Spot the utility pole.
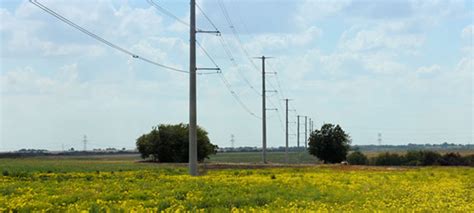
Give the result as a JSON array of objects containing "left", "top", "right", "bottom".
[
  {"left": 188, "top": 0, "right": 219, "bottom": 176},
  {"left": 297, "top": 115, "right": 300, "bottom": 148},
  {"left": 304, "top": 116, "right": 308, "bottom": 148},
  {"left": 189, "top": 0, "right": 198, "bottom": 176},
  {"left": 284, "top": 99, "right": 292, "bottom": 164},
  {"left": 255, "top": 56, "right": 274, "bottom": 164},
  {"left": 309, "top": 118, "right": 312, "bottom": 134},
  {"left": 261, "top": 56, "right": 267, "bottom": 164}
]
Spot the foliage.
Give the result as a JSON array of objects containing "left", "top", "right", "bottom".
[
  {"left": 370, "top": 151, "right": 472, "bottom": 166},
  {"left": 438, "top": 152, "right": 467, "bottom": 166},
  {"left": 404, "top": 150, "right": 442, "bottom": 166},
  {"left": 0, "top": 164, "right": 472, "bottom": 212},
  {"left": 136, "top": 124, "right": 217, "bottom": 162},
  {"left": 463, "top": 154, "right": 474, "bottom": 167},
  {"left": 308, "top": 124, "right": 351, "bottom": 163},
  {"left": 372, "top": 152, "right": 405, "bottom": 166},
  {"left": 346, "top": 151, "right": 368, "bottom": 165}
]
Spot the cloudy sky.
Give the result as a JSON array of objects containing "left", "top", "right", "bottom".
[{"left": 0, "top": 0, "right": 472, "bottom": 151}]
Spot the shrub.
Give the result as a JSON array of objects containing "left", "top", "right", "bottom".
[
  {"left": 347, "top": 151, "right": 368, "bottom": 165},
  {"left": 438, "top": 152, "right": 467, "bottom": 166},
  {"left": 373, "top": 152, "right": 404, "bottom": 166},
  {"left": 462, "top": 154, "right": 474, "bottom": 167},
  {"left": 405, "top": 150, "right": 442, "bottom": 166},
  {"left": 420, "top": 151, "right": 442, "bottom": 166}
]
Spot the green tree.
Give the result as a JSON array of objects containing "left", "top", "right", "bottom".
[
  {"left": 136, "top": 124, "right": 217, "bottom": 162},
  {"left": 308, "top": 123, "right": 351, "bottom": 163},
  {"left": 347, "top": 151, "right": 368, "bottom": 165}
]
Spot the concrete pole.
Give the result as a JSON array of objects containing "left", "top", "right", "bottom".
[
  {"left": 284, "top": 99, "right": 290, "bottom": 164},
  {"left": 297, "top": 115, "right": 300, "bottom": 148},
  {"left": 189, "top": 0, "right": 198, "bottom": 176},
  {"left": 261, "top": 56, "right": 267, "bottom": 164},
  {"left": 305, "top": 116, "right": 308, "bottom": 148}
]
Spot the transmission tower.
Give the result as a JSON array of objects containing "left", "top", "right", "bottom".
[
  {"left": 378, "top": 133, "right": 382, "bottom": 146},
  {"left": 83, "top": 135, "right": 88, "bottom": 151},
  {"left": 230, "top": 134, "right": 235, "bottom": 149}
]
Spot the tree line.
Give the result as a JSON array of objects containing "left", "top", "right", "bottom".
[{"left": 136, "top": 123, "right": 472, "bottom": 166}]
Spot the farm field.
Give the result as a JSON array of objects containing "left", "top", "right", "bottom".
[
  {"left": 207, "top": 151, "right": 320, "bottom": 164},
  {"left": 1, "top": 157, "right": 473, "bottom": 212}
]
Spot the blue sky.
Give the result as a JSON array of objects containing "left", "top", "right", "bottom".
[{"left": 0, "top": 0, "right": 473, "bottom": 151}]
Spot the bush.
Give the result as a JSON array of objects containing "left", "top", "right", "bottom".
[
  {"left": 462, "top": 154, "right": 474, "bottom": 167},
  {"left": 405, "top": 150, "right": 442, "bottom": 166},
  {"left": 136, "top": 123, "right": 218, "bottom": 162},
  {"left": 438, "top": 152, "right": 467, "bottom": 166},
  {"left": 372, "top": 152, "right": 405, "bottom": 166},
  {"left": 347, "top": 151, "right": 368, "bottom": 165}
]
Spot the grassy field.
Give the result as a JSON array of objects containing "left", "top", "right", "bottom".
[
  {"left": 206, "top": 151, "right": 320, "bottom": 164},
  {"left": 0, "top": 155, "right": 473, "bottom": 211}
]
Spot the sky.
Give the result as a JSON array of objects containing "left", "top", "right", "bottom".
[{"left": 0, "top": 0, "right": 473, "bottom": 151}]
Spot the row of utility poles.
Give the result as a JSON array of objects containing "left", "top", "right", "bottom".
[{"left": 188, "top": 0, "right": 315, "bottom": 175}]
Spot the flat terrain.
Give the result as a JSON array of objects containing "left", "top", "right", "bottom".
[{"left": 0, "top": 156, "right": 473, "bottom": 211}]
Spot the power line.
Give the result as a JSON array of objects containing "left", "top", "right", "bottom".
[
  {"left": 196, "top": 38, "right": 260, "bottom": 119},
  {"left": 147, "top": 0, "right": 198, "bottom": 30},
  {"left": 196, "top": 40, "right": 221, "bottom": 70},
  {"left": 219, "top": 73, "right": 261, "bottom": 119},
  {"left": 217, "top": 32, "right": 261, "bottom": 96},
  {"left": 196, "top": 3, "right": 260, "bottom": 96},
  {"left": 196, "top": 3, "right": 219, "bottom": 32},
  {"left": 217, "top": 0, "right": 260, "bottom": 73},
  {"left": 30, "top": 0, "right": 187, "bottom": 73}
]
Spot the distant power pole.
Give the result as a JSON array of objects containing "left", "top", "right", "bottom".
[
  {"left": 230, "top": 134, "right": 235, "bottom": 149},
  {"left": 82, "top": 135, "right": 87, "bottom": 151},
  {"left": 297, "top": 115, "right": 300, "bottom": 148},
  {"left": 309, "top": 118, "right": 312, "bottom": 134},
  {"left": 305, "top": 116, "right": 308, "bottom": 148},
  {"left": 284, "top": 99, "right": 292, "bottom": 164}
]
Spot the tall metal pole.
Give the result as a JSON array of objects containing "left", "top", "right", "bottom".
[
  {"left": 261, "top": 56, "right": 267, "bottom": 164},
  {"left": 297, "top": 115, "right": 300, "bottom": 148},
  {"left": 189, "top": 0, "right": 198, "bottom": 176},
  {"left": 304, "top": 116, "right": 308, "bottom": 148},
  {"left": 285, "top": 100, "right": 288, "bottom": 163}
]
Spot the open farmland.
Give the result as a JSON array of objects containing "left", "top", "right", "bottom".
[{"left": 1, "top": 157, "right": 473, "bottom": 212}]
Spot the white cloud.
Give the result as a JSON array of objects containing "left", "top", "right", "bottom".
[
  {"left": 461, "top": 24, "right": 473, "bottom": 39},
  {"left": 416, "top": 64, "right": 441, "bottom": 74}
]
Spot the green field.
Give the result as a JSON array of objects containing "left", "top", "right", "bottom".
[
  {"left": 0, "top": 154, "right": 473, "bottom": 211},
  {"left": 207, "top": 151, "right": 320, "bottom": 164}
]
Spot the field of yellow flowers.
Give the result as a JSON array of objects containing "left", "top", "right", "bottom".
[{"left": 0, "top": 159, "right": 473, "bottom": 212}]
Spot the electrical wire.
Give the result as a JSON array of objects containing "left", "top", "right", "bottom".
[
  {"left": 195, "top": 3, "right": 260, "bottom": 96},
  {"left": 196, "top": 39, "right": 260, "bottom": 119},
  {"left": 219, "top": 73, "right": 262, "bottom": 119},
  {"left": 217, "top": 0, "right": 260, "bottom": 73},
  {"left": 147, "top": 0, "right": 202, "bottom": 31},
  {"left": 30, "top": 0, "right": 188, "bottom": 73},
  {"left": 196, "top": 3, "right": 219, "bottom": 31}
]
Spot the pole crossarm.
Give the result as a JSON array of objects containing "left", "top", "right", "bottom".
[
  {"left": 196, "top": 30, "right": 221, "bottom": 35},
  {"left": 196, "top": 68, "right": 221, "bottom": 71}
]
